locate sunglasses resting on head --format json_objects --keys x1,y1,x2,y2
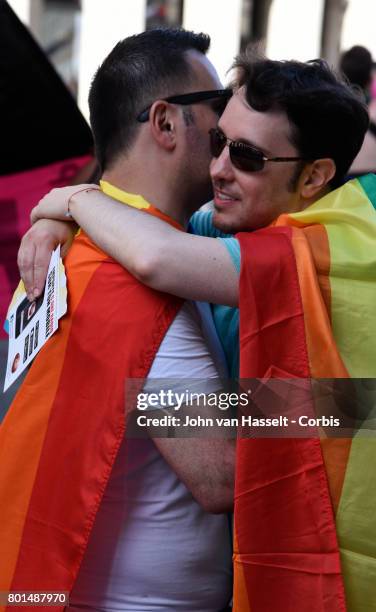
[{"x1": 136, "y1": 89, "x2": 232, "y2": 122}]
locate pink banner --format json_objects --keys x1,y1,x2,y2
[{"x1": 0, "y1": 155, "x2": 92, "y2": 339}]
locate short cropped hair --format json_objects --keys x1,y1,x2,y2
[
  {"x1": 89, "y1": 28, "x2": 210, "y2": 170},
  {"x1": 340, "y1": 45, "x2": 373, "y2": 92},
  {"x1": 233, "y1": 54, "x2": 369, "y2": 187}
]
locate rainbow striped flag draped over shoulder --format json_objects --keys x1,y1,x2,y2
[
  {"x1": 234, "y1": 175, "x2": 376, "y2": 611},
  {"x1": 0, "y1": 186, "x2": 182, "y2": 611}
]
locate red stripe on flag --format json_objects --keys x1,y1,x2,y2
[
  {"x1": 237, "y1": 227, "x2": 310, "y2": 379},
  {"x1": 234, "y1": 228, "x2": 346, "y2": 611},
  {"x1": 9, "y1": 254, "x2": 181, "y2": 601}
]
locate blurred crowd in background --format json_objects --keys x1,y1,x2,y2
[{"x1": 6, "y1": 0, "x2": 376, "y2": 117}]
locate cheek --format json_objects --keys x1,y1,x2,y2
[
  {"x1": 188, "y1": 133, "x2": 211, "y2": 168},
  {"x1": 239, "y1": 182, "x2": 275, "y2": 227},
  {"x1": 238, "y1": 177, "x2": 265, "y2": 207},
  {"x1": 199, "y1": 148, "x2": 212, "y2": 176}
]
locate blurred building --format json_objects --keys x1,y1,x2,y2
[{"x1": 7, "y1": 0, "x2": 376, "y2": 119}]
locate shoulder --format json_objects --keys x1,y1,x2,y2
[{"x1": 217, "y1": 237, "x2": 241, "y2": 274}]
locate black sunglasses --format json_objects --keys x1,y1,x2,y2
[
  {"x1": 209, "y1": 128, "x2": 311, "y2": 172},
  {"x1": 137, "y1": 89, "x2": 232, "y2": 123}
]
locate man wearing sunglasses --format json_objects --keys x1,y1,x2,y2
[
  {"x1": 22, "y1": 51, "x2": 376, "y2": 611},
  {"x1": 2, "y1": 29, "x2": 236, "y2": 612},
  {"x1": 24, "y1": 54, "x2": 370, "y2": 380}
]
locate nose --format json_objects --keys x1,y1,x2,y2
[{"x1": 210, "y1": 146, "x2": 234, "y2": 183}]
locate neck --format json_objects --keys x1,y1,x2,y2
[{"x1": 102, "y1": 164, "x2": 189, "y2": 228}]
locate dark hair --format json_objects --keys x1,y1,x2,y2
[
  {"x1": 232, "y1": 53, "x2": 369, "y2": 188},
  {"x1": 89, "y1": 28, "x2": 210, "y2": 170},
  {"x1": 340, "y1": 45, "x2": 373, "y2": 92}
]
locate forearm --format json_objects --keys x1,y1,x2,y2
[
  {"x1": 69, "y1": 189, "x2": 173, "y2": 278},
  {"x1": 69, "y1": 190, "x2": 239, "y2": 306},
  {"x1": 31, "y1": 187, "x2": 239, "y2": 305},
  {"x1": 153, "y1": 436, "x2": 235, "y2": 513}
]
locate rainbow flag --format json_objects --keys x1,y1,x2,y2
[
  {"x1": 0, "y1": 191, "x2": 182, "y2": 610},
  {"x1": 234, "y1": 175, "x2": 376, "y2": 611}
]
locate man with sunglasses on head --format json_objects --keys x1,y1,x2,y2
[
  {"x1": 25, "y1": 54, "x2": 370, "y2": 380},
  {"x1": 2, "y1": 28, "x2": 236, "y2": 612},
  {"x1": 22, "y1": 51, "x2": 376, "y2": 611}
]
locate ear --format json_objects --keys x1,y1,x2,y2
[
  {"x1": 148, "y1": 101, "x2": 177, "y2": 152},
  {"x1": 300, "y1": 158, "x2": 336, "y2": 199}
]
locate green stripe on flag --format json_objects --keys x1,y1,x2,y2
[{"x1": 358, "y1": 174, "x2": 376, "y2": 210}]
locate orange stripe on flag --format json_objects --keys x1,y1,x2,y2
[
  {"x1": 320, "y1": 438, "x2": 353, "y2": 515},
  {"x1": 0, "y1": 234, "x2": 103, "y2": 594},
  {"x1": 290, "y1": 226, "x2": 348, "y2": 378},
  {"x1": 233, "y1": 531, "x2": 251, "y2": 612},
  {"x1": 289, "y1": 226, "x2": 351, "y2": 518}
]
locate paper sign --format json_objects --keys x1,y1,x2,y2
[{"x1": 3, "y1": 247, "x2": 67, "y2": 391}]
